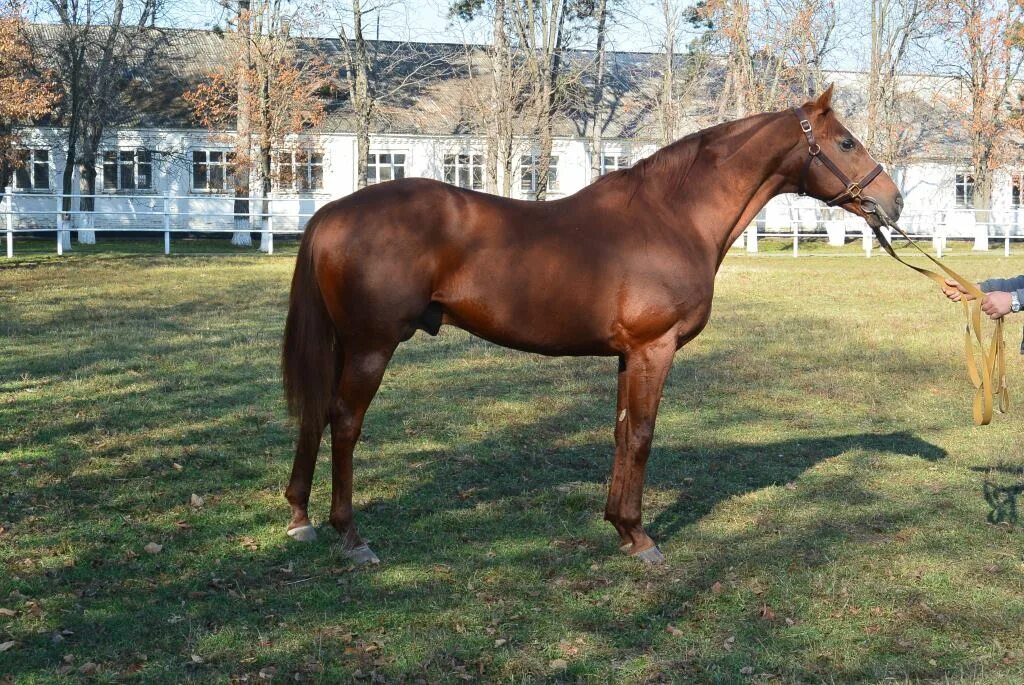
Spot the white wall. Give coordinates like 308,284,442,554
8,126,1024,240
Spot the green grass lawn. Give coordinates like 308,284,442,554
3,246,1024,684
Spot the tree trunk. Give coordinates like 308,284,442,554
234,0,254,247
76,155,97,244
588,0,608,182
258,145,273,252
534,0,565,201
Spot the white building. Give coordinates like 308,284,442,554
6,29,1024,250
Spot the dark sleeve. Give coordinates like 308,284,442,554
979,275,1024,293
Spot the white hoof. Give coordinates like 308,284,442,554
344,543,380,565
287,524,318,542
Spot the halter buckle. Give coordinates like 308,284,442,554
800,120,812,134
846,182,862,199
808,144,821,156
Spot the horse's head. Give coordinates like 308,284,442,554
787,85,903,227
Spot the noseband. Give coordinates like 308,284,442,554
792,106,884,207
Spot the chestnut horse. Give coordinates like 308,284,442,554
281,87,903,564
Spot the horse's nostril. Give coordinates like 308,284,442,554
895,194,904,209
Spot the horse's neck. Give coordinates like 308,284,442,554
659,112,795,264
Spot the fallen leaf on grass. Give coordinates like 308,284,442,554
79,662,98,676
258,666,276,679
740,666,754,675
723,636,736,651
190,494,204,508
710,581,724,594
175,521,192,530
239,536,259,551
549,658,568,670
144,542,163,554
191,654,204,664
758,605,776,621
0,608,15,617
0,641,16,652
666,625,684,636
172,462,184,471
494,639,507,647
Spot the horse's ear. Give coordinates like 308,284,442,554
815,84,834,113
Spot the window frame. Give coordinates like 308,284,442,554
274,149,325,193
600,153,629,176
191,149,237,193
366,151,406,185
12,148,51,192
443,152,484,190
954,171,975,209
101,148,154,193
520,154,559,194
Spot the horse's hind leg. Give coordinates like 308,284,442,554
328,341,397,564
284,413,327,541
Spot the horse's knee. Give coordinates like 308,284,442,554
329,408,362,444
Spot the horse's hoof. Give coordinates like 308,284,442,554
344,543,380,565
633,545,666,564
287,524,318,542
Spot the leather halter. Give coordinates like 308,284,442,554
793,106,884,207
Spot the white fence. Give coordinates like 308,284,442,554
5,188,1024,258
740,205,1024,258
1,189,327,257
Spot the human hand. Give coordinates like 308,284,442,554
942,277,976,302
981,291,1013,320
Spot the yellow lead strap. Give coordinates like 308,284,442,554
871,221,1008,425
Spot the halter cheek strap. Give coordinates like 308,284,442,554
792,106,884,207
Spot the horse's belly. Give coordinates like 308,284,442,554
439,302,615,356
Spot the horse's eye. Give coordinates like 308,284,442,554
840,138,856,151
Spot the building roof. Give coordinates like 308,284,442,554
26,24,1021,162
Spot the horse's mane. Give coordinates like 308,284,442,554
591,112,785,202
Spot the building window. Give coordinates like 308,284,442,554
367,152,405,184
103,149,152,191
276,150,323,192
600,153,629,175
13,148,50,190
192,150,236,192
954,172,974,208
1013,173,1022,208
443,153,483,189
521,155,559,193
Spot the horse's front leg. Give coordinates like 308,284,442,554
604,334,676,564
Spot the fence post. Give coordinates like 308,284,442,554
745,224,758,253
792,221,799,257
1004,213,1011,257
862,225,872,257
4,186,12,259
56,194,63,256
163,195,171,255
267,202,274,255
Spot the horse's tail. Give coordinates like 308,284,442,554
282,216,337,423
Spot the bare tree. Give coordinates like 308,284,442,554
937,0,1024,213
185,0,330,250
333,0,457,190
36,0,167,247
508,0,567,200
696,0,839,118
585,0,608,181
865,0,935,171
451,0,529,196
